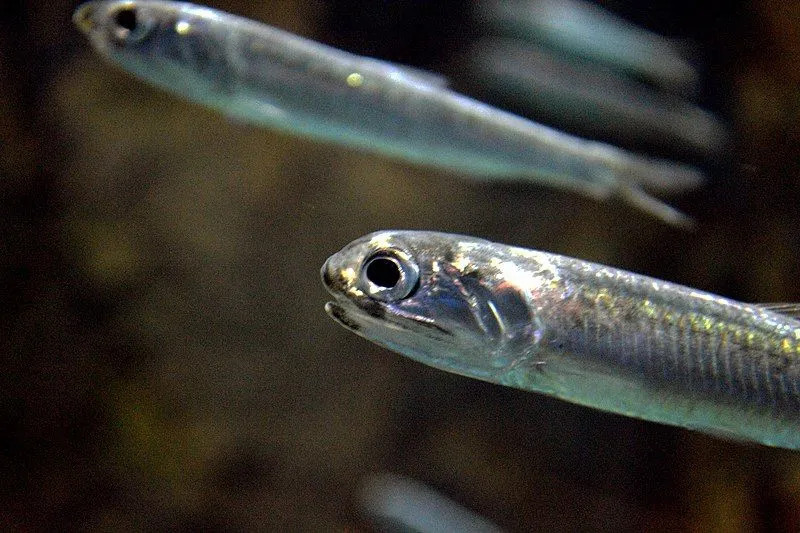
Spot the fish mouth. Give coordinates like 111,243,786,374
321,259,364,332
320,257,336,294
324,301,362,332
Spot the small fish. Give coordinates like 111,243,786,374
359,473,504,533
467,38,727,157
74,1,702,227
322,231,800,449
477,0,699,94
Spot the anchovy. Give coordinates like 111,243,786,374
467,38,727,157
74,1,702,226
477,0,699,94
322,231,800,449
360,474,504,533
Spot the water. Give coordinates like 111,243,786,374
2,0,800,530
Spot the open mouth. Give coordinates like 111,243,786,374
324,300,362,332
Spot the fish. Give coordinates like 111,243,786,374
466,38,727,158
73,1,702,227
321,230,800,449
476,0,699,95
359,473,504,533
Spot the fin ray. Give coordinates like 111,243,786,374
757,303,800,319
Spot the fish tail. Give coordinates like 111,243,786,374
615,180,696,230
601,151,703,228
621,155,706,194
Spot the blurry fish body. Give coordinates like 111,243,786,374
477,0,699,95
322,231,800,450
359,473,504,533
467,38,727,158
74,0,702,227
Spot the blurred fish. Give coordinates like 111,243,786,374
467,38,727,158
359,473,504,533
74,0,702,227
322,231,800,449
476,0,699,94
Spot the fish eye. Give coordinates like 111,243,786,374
115,7,137,32
360,249,419,302
366,257,400,288
109,5,152,44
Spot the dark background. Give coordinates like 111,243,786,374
2,0,799,530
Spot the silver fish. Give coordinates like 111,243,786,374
359,473,504,533
322,231,800,449
477,0,699,95
467,38,727,157
73,1,702,227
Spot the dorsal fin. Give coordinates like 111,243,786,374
757,303,800,319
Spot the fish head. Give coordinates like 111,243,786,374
73,1,235,104
322,231,536,380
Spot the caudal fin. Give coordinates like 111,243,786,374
615,180,696,230
606,151,704,228
622,155,706,193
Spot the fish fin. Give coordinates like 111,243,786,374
615,180,696,230
683,422,757,447
756,303,800,319
623,157,705,193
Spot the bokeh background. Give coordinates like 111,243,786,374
2,0,800,530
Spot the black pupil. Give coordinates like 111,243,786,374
115,8,137,32
366,257,401,288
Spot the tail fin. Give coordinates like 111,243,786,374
615,180,696,230
622,155,706,193
611,153,704,229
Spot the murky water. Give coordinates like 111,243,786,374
2,1,799,530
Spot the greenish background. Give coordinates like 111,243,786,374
2,0,799,530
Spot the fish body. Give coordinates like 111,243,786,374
360,474,504,533
477,0,699,94
74,1,701,226
322,231,800,449
467,38,727,157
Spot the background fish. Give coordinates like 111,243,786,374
476,0,700,94
359,473,504,533
465,37,727,158
74,0,703,226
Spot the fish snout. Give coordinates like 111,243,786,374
320,257,335,291
73,1,100,35
321,252,357,297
